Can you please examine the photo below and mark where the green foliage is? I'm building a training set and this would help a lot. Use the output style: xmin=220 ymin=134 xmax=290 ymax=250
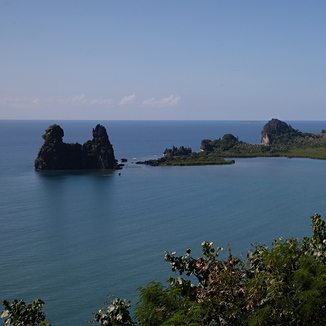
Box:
xmin=198 ymin=125 xmax=326 ymax=160
xmin=278 ymin=147 xmax=326 ymax=159
xmin=134 ymin=281 xmax=184 ymax=325
xmin=134 ymin=242 xmax=247 ymax=325
xmin=200 ymin=134 xmax=239 ymax=152
xmin=144 ymin=151 xmax=235 ymax=166
xmin=141 ymin=120 xmax=326 ymax=166
xmin=135 ymin=215 xmax=326 ymax=325
xmin=3 ymin=214 xmax=326 ymax=325
xmin=246 ymin=214 xmax=326 ymax=325
xmin=89 ymin=297 xmax=135 ymax=326
xmin=200 ymin=134 xmax=279 ymax=158
xmin=164 ymin=146 xmax=192 ymax=158
xmin=1 ymin=299 xmax=50 ymax=326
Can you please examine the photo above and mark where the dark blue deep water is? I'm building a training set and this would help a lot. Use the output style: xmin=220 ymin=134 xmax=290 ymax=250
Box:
xmin=1 ymin=120 xmax=326 ymax=325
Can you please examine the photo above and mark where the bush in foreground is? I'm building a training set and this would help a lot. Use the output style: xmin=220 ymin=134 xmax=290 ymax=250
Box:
xmin=0 ymin=299 xmax=50 ymax=326
xmin=2 ymin=214 xmax=326 ymax=325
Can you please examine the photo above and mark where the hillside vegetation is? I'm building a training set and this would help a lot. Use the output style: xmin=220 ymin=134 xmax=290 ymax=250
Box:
xmin=143 ymin=119 xmax=326 ymax=166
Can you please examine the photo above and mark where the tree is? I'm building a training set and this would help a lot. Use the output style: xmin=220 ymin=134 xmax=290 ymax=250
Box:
xmin=3 ymin=214 xmax=326 ymax=325
xmin=134 ymin=281 xmax=183 ymax=325
xmin=0 ymin=299 xmax=51 ymax=326
xmin=135 ymin=242 xmax=247 ymax=325
xmin=135 ymin=214 xmax=326 ymax=325
xmin=89 ymin=297 xmax=135 ymax=326
xmin=246 ymin=214 xmax=326 ymax=325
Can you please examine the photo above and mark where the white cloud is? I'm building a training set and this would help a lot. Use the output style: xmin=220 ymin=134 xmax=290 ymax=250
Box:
xmin=119 ymin=94 xmax=136 ymax=105
xmin=70 ymin=94 xmax=87 ymax=104
xmin=142 ymin=95 xmax=181 ymax=108
xmin=1 ymin=94 xmax=113 ymax=107
xmin=61 ymin=94 xmax=113 ymax=106
xmin=0 ymin=93 xmax=181 ymax=111
xmin=52 ymin=94 xmax=87 ymax=105
xmin=1 ymin=96 xmax=42 ymax=108
xmin=89 ymin=98 xmax=113 ymax=105
xmin=32 ymin=98 xmax=41 ymax=104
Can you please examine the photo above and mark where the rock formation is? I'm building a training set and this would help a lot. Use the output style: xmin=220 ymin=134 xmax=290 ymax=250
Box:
xmin=35 ymin=124 xmax=118 ymax=170
xmin=261 ymin=118 xmax=293 ymax=145
xmin=163 ymin=146 xmax=192 ymax=157
xmin=82 ymin=124 xmax=118 ymax=169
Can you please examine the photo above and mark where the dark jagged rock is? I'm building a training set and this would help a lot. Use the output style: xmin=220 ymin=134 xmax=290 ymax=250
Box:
xmin=82 ymin=124 xmax=117 ymax=169
xmin=34 ymin=124 xmax=83 ymax=170
xmin=35 ymin=124 xmax=118 ymax=170
xmin=261 ymin=118 xmax=293 ymax=145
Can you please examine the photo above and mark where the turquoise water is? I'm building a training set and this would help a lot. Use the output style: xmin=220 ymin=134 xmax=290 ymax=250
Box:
xmin=1 ymin=120 xmax=326 ymax=325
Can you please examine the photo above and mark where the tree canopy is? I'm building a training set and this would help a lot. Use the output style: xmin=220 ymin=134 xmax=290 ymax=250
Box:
xmin=3 ymin=214 xmax=326 ymax=325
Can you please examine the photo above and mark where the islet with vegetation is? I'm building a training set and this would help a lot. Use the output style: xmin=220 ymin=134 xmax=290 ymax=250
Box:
xmin=141 ymin=118 xmax=326 ymax=166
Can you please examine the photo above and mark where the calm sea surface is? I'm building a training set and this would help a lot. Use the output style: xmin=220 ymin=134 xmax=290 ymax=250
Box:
xmin=1 ymin=120 xmax=326 ymax=325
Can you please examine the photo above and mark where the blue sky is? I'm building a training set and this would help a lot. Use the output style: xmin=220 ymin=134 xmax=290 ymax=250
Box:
xmin=1 ymin=1 xmax=326 ymax=120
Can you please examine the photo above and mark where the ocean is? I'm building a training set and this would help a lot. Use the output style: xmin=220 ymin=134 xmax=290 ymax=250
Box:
xmin=1 ymin=120 xmax=326 ymax=325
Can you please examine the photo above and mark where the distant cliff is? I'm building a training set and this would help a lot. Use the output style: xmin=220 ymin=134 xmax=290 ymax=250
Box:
xmin=35 ymin=124 xmax=118 ymax=170
xmin=135 ymin=118 xmax=326 ymax=166
xmin=193 ymin=118 xmax=326 ymax=160
xmin=261 ymin=118 xmax=298 ymax=146
xmin=260 ymin=118 xmax=326 ymax=150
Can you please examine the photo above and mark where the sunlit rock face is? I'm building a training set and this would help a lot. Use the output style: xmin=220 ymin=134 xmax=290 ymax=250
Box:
xmin=261 ymin=118 xmax=291 ymax=145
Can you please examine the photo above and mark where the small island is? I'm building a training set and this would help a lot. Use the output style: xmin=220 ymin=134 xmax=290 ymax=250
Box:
xmin=140 ymin=118 xmax=326 ymax=166
xmin=35 ymin=119 xmax=326 ymax=169
xmin=35 ymin=124 xmax=119 ymax=170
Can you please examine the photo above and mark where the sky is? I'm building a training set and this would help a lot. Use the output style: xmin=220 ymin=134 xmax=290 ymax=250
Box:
xmin=1 ymin=0 xmax=326 ymax=120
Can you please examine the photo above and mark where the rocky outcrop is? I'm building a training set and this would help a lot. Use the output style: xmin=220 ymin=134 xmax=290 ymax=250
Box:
xmin=163 ymin=146 xmax=192 ymax=157
xmin=35 ymin=124 xmax=118 ymax=170
xmin=261 ymin=118 xmax=293 ymax=145
xmin=82 ymin=124 xmax=118 ymax=169
xmin=200 ymin=134 xmax=239 ymax=152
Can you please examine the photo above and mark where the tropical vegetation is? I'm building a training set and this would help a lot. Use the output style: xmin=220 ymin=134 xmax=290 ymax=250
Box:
xmin=141 ymin=119 xmax=326 ymax=166
xmin=2 ymin=214 xmax=326 ymax=325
